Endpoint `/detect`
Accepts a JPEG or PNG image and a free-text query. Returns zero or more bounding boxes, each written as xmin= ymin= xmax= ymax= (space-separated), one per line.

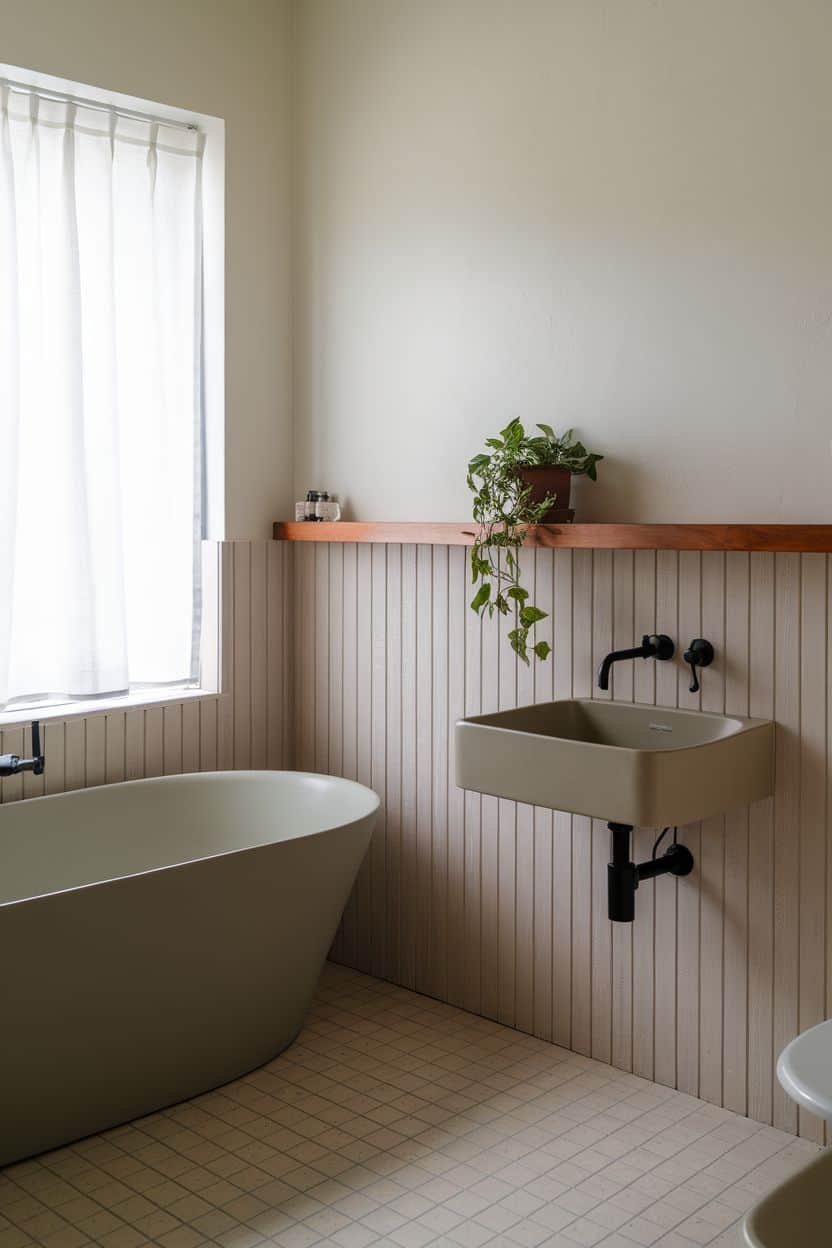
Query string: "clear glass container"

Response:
xmin=315 ymin=497 xmax=341 ymax=521
xmin=295 ymin=491 xmax=340 ymax=521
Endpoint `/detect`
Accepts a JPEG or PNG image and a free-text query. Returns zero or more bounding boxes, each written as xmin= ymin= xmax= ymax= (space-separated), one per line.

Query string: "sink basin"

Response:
xmin=776 ymin=1019 xmax=832 ymax=1125
xmin=455 ymin=699 xmax=774 ymax=826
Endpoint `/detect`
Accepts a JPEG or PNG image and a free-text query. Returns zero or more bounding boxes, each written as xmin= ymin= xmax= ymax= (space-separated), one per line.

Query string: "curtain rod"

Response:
xmin=0 ymin=77 xmax=199 ymax=133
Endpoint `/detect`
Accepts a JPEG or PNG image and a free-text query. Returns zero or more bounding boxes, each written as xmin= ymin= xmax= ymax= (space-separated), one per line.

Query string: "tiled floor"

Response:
xmin=0 ymin=964 xmax=820 ymax=1248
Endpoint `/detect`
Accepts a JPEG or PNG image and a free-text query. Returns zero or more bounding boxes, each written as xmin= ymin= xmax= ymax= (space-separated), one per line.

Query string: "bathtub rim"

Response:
xmin=0 ymin=769 xmax=379 ymax=910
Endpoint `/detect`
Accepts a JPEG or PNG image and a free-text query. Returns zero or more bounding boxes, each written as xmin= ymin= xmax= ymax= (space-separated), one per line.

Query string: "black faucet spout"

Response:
xmin=597 ymin=644 xmax=649 ymax=691
xmin=0 ymin=721 xmax=45 ymax=778
xmin=597 ymin=634 xmax=674 ymax=691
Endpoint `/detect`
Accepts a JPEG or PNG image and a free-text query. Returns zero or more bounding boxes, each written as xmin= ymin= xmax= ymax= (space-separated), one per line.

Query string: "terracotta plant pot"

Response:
xmin=516 ymin=465 xmax=573 ymax=521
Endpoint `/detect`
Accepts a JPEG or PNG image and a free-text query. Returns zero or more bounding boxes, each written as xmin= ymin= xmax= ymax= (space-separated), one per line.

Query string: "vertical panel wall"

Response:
xmin=2 ymin=536 xmax=827 ymax=1141
xmin=0 ymin=541 xmax=293 ymax=804
xmin=298 ymin=541 xmax=830 ymax=1141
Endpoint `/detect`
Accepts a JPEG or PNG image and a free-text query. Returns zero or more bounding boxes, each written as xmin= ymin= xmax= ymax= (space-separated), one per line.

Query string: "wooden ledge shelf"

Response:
xmin=274 ymin=522 xmax=832 ymax=553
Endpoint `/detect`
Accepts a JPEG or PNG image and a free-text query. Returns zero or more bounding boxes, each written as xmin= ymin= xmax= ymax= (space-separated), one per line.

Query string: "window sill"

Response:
xmin=0 ymin=686 xmax=220 ymax=730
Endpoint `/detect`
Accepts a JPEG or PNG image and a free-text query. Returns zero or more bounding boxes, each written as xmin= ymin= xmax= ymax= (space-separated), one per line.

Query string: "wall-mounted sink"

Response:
xmin=455 ymin=698 xmax=774 ymax=827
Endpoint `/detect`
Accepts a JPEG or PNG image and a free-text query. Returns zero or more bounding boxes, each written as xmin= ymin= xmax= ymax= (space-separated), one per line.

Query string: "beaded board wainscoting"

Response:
xmin=291 ymin=540 xmax=831 ymax=1143
xmin=2 ymin=533 xmax=829 ymax=1147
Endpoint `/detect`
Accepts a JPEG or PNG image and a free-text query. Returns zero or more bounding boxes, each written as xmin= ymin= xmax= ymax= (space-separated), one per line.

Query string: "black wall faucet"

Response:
xmin=597 ymin=634 xmax=674 ymax=691
xmin=683 ymin=639 xmax=715 ymax=693
xmin=0 ymin=721 xmax=45 ymax=778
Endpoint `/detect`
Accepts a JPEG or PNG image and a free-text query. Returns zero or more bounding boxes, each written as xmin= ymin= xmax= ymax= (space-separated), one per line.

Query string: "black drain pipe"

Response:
xmin=607 ymin=822 xmax=695 ymax=922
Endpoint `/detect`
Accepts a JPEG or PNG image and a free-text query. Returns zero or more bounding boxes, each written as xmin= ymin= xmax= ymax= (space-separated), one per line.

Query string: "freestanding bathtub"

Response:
xmin=0 ymin=769 xmax=378 ymax=1166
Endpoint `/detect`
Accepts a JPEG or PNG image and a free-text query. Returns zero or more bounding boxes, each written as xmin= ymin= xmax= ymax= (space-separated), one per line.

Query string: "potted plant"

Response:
xmin=467 ymin=419 xmax=602 ymax=663
xmin=515 ymin=422 xmax=603 ymax=519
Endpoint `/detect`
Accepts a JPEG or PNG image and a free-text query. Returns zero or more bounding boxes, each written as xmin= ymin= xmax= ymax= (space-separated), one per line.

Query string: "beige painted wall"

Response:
xmin=0 ymin=0 xmax=292 ymax=539
xmin=293 ymin=0 xmax=832 ymax=522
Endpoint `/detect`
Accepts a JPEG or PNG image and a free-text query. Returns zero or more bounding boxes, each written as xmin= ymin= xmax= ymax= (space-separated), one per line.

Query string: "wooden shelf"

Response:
xmin=274 ymin=521 xmax=832 ymax=552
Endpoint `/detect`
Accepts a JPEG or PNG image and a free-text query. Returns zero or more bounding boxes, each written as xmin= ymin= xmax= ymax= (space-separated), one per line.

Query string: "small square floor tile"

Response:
xmin=0 ymin=965 xmax=816 ymax=1248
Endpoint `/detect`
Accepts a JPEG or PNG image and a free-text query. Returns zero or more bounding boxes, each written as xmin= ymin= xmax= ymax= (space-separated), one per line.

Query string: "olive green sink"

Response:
xmin=455 ymin=699 xmax=774 ymax=826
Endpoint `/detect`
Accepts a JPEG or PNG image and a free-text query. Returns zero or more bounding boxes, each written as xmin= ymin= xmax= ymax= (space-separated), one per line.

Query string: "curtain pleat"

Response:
xmin=0 ymin=87 xmax=204 ymax=709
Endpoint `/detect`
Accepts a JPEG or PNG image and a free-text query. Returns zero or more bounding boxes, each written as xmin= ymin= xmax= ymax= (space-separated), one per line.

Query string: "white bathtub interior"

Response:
xmin=0 ymin=769 xmax=378 ymax=905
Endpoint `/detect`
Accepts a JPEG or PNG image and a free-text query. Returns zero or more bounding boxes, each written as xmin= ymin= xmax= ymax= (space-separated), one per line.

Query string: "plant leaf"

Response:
xmin=470 ymin=583 xmax=491 ymax=612
xmin=533 ymin=640 xmax=552 ymax=661
xmin=500 ymin=417 xmax=523 ymax=441
xmin=507 ymin=626 xmax=530 ymax=664
xmin=520 ymin=605 xmax=547 ymax=628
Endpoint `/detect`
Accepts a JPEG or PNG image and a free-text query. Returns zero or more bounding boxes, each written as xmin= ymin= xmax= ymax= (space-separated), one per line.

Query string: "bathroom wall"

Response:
xmin=0 ymin=0 xmax=293 ymax=539
xmin=3 ymin=533 xmax=827 ymax=1146
xmin=0 ymin=542 xmax=293 ymax=800
xmin=293 ymin=0 xmax=832 ymax=523
xmin=293 ymin=538 xmax=831 ymax=1143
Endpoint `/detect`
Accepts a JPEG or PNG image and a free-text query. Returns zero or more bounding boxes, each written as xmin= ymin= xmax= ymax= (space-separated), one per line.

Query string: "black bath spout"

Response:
xmin=597 ymin=634 xmax=674 ymax=691
xmin=0 ymin=720 xmax=45 ymax=778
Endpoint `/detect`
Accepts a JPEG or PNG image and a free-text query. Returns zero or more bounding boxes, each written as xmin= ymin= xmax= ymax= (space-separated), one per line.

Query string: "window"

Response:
xmin=0 ymin=71 xmax=220 ymax=714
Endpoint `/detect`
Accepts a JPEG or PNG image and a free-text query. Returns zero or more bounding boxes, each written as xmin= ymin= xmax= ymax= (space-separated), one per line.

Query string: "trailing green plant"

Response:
xmin=467 ymin=419 xmax=602 ymax=663
xmin=467 ymin=420 xmax=553 ymax=665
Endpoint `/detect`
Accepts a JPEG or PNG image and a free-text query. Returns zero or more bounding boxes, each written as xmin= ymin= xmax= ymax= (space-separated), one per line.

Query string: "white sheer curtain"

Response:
xmin=0 ymin=84 xmax=204 ymax=710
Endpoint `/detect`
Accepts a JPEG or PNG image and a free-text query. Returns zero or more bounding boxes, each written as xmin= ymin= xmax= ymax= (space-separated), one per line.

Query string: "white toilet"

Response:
xmin=776 ymin=1019 xmax=832 ymax=1125
xmin=742 ymin=1020 xmax=832 ymax=1247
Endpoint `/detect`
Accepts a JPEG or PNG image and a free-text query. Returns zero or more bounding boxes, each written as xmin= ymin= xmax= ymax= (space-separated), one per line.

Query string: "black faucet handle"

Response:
xmin=647 ymin=634 xmax=675 ymax=661
xmin=683 ymin=638 xmax=714 ymax=693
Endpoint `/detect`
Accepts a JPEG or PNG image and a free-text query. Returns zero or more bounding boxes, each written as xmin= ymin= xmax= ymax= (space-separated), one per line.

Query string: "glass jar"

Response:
xmin=294 ymin=491 xmax=341 ymax=521
xmin=314 ymin=493 xmax=341 ymax=521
